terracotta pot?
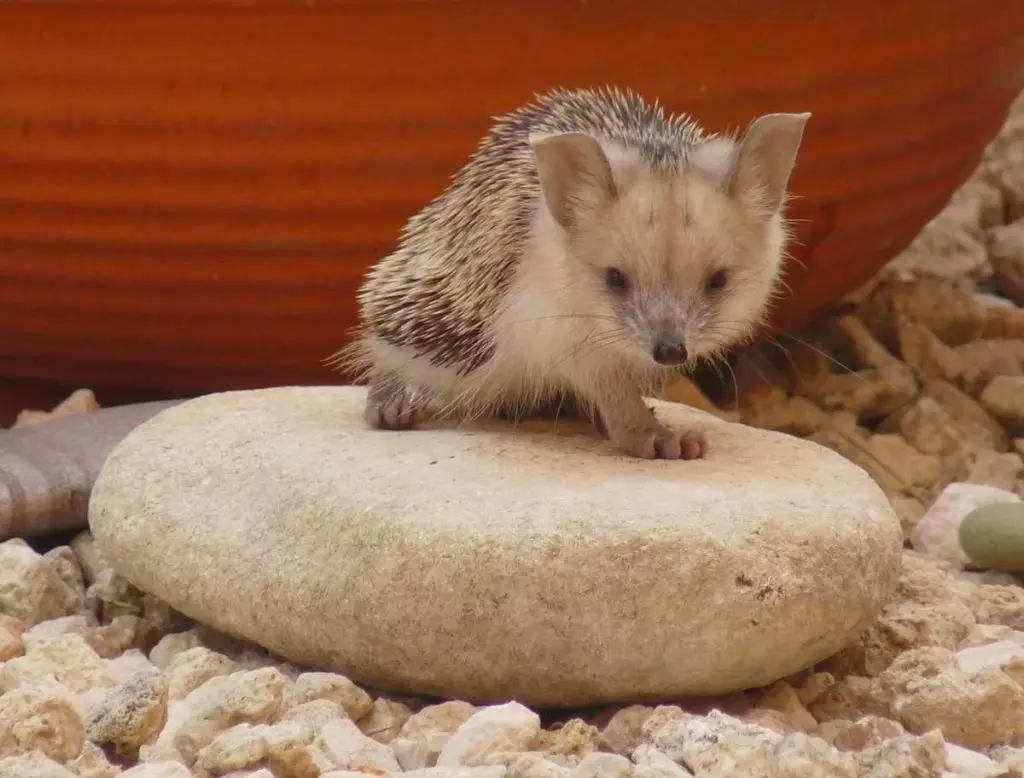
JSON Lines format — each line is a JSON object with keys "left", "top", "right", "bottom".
{"left": 1, "top": 1, "right": 1022, "bottom": 394}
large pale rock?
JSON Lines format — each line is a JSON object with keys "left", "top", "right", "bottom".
{"left": 89, "top": 387, "right": 902, "bottom": 707}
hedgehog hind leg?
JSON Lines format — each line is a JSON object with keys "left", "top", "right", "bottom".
{"left": 331, "top": 331, "right": 423, "bottom": 431}
{"left": 364, "top": 373, "right": 421, "bottom": 431}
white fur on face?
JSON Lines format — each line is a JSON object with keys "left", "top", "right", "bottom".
{"left": 521, "top": 118, "right": 805, "bottom": 381}
{"left": 553, "top": 161, "right": 787, "bottom": 369}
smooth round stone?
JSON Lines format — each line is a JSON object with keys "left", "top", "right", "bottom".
{"left": 960, "top": 502, "right": 1024, "bottom": 572}
{"left": 88, "top": 386, "right": 902, "bottom": 707}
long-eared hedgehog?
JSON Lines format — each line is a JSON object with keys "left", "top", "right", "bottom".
{"left": 334, "top": 87, "right": 810, "bottom": 460}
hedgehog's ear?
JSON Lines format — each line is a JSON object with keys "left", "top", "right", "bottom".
{"left": 529, "top": 131, "right": 617, "bottom": 229}
{"left": 726, "top": 112, "right": 811, "bottom": 214}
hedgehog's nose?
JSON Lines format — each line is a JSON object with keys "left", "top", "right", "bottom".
{"left": 652, "top": 338, "right": 688, "bottom": 365}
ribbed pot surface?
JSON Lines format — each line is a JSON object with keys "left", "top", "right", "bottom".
{"left": 1, "top": 0, "right": 1021, "bottom": 392}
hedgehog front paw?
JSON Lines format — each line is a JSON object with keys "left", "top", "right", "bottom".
{"left": 610, "top": 420, "right": 706, "bottom": 460}
{"left": 364, "top": 386, "right": 419, "bottom": 431}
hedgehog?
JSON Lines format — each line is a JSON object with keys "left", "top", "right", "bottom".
{"left": 335, "top": 87, "right": 810, "bottom": 460}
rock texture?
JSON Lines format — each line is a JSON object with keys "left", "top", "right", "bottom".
{"left": 88, "top": 386, "right": 901, "bottom": 707}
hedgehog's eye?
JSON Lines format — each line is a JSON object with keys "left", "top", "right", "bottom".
{"left": 706, "top": 269, "right": 728, "bottom": 293}
{"left": 605, "top": 267, "right": 629, "bottom": 293}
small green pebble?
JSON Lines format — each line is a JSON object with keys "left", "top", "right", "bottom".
{"left": 959, "top": 502, "right": 1024, "bottom": 572}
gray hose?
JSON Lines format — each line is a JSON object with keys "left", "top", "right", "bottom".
{"left": 0, "top": 400, "right": 185, "bottom": 540}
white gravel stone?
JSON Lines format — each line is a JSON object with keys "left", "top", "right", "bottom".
{"left": 437, "top": 702, "right": 542, "bottom": 768}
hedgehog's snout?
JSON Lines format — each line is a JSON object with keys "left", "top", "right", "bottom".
{"left": 634, "top": 316, "right": 690, "bottom": 368}
{"left": 628, "top": 305, "right": 697, "bottom": 368}
{"left": 652, "top": 337, "right": 688, "bottom": 366}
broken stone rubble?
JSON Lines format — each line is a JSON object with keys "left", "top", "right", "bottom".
{"left": 6, "top": 530, "right": 1024, "bottom": 776}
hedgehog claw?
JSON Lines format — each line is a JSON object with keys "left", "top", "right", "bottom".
{"left": 365, "top": 397, "right": 418, "bottom": 430}
{"left": 612, "top": 422, "right": 707, "bottom": 461}
{"left": 364, "top": 384, "right": 419, "bottom": 431}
